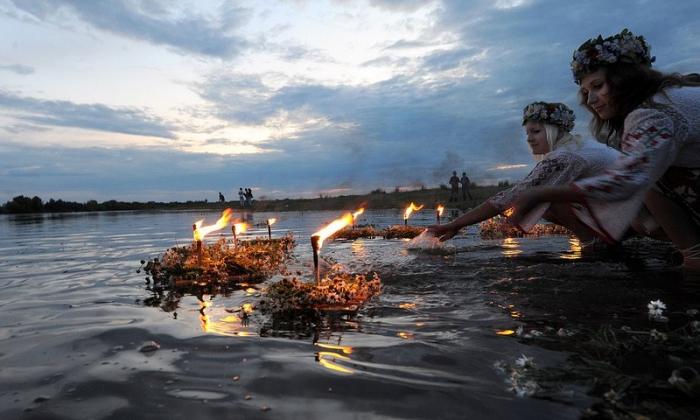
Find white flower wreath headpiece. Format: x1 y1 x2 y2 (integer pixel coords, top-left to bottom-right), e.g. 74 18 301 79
571 28 655 84
522 102 575 132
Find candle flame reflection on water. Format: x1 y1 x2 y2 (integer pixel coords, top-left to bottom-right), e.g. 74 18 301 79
197 297 257 337
560 237 583 260
500 237 522 257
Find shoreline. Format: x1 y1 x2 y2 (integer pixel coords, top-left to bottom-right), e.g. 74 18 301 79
1 185 509 215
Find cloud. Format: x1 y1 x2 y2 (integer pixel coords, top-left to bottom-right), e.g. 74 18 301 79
4 0 700 202
0 64 34 75
0 91 176 138
9 0 251 58
367 0 435 12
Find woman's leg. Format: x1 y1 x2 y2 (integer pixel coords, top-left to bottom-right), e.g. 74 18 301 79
644 189 700 249
644 189 700 269
543 203 597 242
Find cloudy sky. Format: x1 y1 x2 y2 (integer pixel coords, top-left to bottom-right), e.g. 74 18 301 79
1 0 699 203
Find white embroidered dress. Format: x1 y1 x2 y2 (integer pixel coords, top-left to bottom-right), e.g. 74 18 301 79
573 87 700 241
490 137 620 231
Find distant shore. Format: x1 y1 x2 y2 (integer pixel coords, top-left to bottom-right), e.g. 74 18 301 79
0 185 510 214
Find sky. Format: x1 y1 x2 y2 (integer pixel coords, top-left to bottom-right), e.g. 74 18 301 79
1 0 699 203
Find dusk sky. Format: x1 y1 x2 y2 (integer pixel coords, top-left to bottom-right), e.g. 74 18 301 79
1 0 699 202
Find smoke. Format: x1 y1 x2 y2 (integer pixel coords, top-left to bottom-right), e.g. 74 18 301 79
431 150 465 184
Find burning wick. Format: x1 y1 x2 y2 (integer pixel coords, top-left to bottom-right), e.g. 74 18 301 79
351 208 364 229
232 222 247 247
267 218 276 240
436 204 445 224
403 202 424 226
311 235 321 283
311 212 353 284
192 223 202 264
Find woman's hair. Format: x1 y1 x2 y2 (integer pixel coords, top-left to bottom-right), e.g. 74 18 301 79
579 62 700 143
532 123 582 161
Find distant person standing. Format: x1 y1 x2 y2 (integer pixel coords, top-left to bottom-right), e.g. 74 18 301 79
244 188 253 208
460 172 473 200
238 188 245 208
218 192 225 203
448 171 460 202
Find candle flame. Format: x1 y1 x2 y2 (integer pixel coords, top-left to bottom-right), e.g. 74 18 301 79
352 208 364 219
403 202 424 220
312 212 354 248
436 204 444 216
233 222 248 235
193 208 233 241
267 218 277 226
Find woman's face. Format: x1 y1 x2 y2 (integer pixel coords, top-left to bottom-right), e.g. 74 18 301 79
580 69 615 119
524 121 549 155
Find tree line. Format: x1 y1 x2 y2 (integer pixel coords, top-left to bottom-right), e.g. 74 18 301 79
0 195 220 214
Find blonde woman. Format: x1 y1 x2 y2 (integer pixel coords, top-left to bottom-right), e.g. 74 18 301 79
429 102 619 243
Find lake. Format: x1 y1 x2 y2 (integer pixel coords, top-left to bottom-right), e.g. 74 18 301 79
1 209 697 419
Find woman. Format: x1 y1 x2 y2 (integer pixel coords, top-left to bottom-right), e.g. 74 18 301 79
510 29 700 268
428 101 619 243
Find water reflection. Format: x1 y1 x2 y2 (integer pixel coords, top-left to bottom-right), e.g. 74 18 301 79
315 342 355 374
351 239 368 258
560 237 583 260
500 237 522 257
197 296 256 337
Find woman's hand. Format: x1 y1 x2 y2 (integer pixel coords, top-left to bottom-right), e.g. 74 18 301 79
426 223 461 242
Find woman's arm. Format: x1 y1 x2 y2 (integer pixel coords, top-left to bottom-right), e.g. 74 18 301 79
427 201 500 241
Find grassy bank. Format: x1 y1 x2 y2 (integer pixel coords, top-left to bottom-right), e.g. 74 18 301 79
251 185 507 212
1 185 509 214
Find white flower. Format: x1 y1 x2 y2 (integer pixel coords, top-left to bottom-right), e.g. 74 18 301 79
515 354 535 368
690 320 700 333
529 330 543 337
650 329 667 341
557 328 575 337
493 360 508 373
647 299 667 320
604 389 620 402
512 380 538 397
668 370 686 385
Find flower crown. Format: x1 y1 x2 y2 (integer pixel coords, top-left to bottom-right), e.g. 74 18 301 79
571 28 655 83
522 102 575 132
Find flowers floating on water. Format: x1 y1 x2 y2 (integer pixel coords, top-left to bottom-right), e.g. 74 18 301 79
495 354 539 398
649 329 668 342
647 299 668 322
479 217 571 239
515 354 535 369
382 225 425 239
144 234 296 289
259 266 382 314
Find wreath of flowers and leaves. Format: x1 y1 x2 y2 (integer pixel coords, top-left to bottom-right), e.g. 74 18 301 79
571 28 655 83
522 102 575 132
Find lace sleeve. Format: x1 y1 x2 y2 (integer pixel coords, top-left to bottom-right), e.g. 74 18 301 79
488 152 586 212
573 108 683 201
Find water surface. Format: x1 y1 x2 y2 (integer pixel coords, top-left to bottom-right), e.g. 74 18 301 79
0 209 692 419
